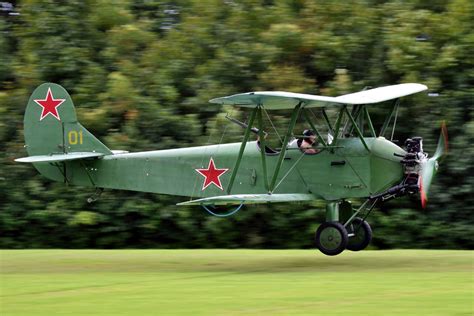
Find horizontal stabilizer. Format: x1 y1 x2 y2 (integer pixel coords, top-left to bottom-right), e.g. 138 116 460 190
15 152 105 163
177 193 315 206
210 83 428 110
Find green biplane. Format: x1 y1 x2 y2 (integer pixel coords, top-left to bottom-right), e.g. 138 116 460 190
16 83 447 256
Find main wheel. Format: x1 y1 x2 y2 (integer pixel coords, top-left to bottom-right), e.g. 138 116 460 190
315 222 348 256
346 217 372 251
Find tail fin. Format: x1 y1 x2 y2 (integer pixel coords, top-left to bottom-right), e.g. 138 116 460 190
24 83 111 156
19 83 111 181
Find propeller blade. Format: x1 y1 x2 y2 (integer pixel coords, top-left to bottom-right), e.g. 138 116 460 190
433 121 448 160
418 122 448 208
419 177 427 209
418 157 437 208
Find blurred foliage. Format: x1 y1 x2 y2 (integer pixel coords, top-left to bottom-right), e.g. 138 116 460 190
0 0 472 249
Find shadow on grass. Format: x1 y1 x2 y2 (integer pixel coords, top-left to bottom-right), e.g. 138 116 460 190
3 250 467 275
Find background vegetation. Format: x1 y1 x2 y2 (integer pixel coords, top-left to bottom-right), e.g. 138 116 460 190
1 0 472 249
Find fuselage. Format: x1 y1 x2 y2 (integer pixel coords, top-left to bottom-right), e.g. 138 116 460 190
36 137 406 202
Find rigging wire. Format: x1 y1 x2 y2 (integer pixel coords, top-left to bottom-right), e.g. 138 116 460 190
390 102 400 141
308 108 326 134
309 108 333 143
272 149 307 193
263 107 283 143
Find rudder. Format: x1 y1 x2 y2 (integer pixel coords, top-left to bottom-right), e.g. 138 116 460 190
23 83 111 181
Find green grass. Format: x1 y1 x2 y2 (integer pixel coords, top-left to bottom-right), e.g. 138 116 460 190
1 250 472 315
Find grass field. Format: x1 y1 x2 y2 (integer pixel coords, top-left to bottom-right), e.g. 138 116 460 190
0 250 472 315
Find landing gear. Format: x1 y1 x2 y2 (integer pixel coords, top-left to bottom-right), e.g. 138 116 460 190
346 217 372 251
315 200 377 256
315 222 348 256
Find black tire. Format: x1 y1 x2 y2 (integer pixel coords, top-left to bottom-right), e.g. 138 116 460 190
315 221 348 256
346 217 372 251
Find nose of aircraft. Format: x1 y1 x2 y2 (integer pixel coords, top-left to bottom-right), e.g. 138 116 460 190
371 137 406 161
369 122 448 208
369 137 406 193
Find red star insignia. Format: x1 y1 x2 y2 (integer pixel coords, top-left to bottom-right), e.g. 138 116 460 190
33 87 66 121
195 158 229 191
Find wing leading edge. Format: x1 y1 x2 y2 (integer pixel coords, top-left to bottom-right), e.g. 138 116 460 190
15 152 105 163
209 83 428 110
177 193 315 206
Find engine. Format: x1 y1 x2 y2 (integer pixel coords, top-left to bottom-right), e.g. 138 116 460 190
370 137 426 201
401 137 428 194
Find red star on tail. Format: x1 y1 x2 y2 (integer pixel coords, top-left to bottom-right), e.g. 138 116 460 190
34 87 66 121
195 158 229 191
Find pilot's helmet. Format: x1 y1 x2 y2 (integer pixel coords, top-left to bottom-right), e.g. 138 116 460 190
303 129 316 144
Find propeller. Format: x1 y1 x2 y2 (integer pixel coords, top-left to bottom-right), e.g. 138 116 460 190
418 122 448 208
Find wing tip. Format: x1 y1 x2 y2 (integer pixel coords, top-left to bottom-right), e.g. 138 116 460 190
209 97 223 104
410 82 429 92
14 157 30 163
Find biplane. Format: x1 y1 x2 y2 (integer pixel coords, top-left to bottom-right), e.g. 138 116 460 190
16 83 447 255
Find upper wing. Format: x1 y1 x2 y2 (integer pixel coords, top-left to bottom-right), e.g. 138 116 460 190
209 83 428 110
177 193 315 206
333 83 428 104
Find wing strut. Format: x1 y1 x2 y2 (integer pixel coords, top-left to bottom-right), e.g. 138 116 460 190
227 107 258 194
379 98 400 137
364 106 376 137
302 109 328 147
390 102 400 141
269 102 302 193
330 107 345 148
343 105 361 136
321 109 335 135
343 106 370 152
257 106 270 191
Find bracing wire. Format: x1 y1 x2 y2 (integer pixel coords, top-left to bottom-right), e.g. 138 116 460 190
272 149 307 193
309 108 325 133
263 107 283 143
390 103 399 141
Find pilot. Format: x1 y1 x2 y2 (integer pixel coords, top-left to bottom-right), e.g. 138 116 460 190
298 129 319 154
